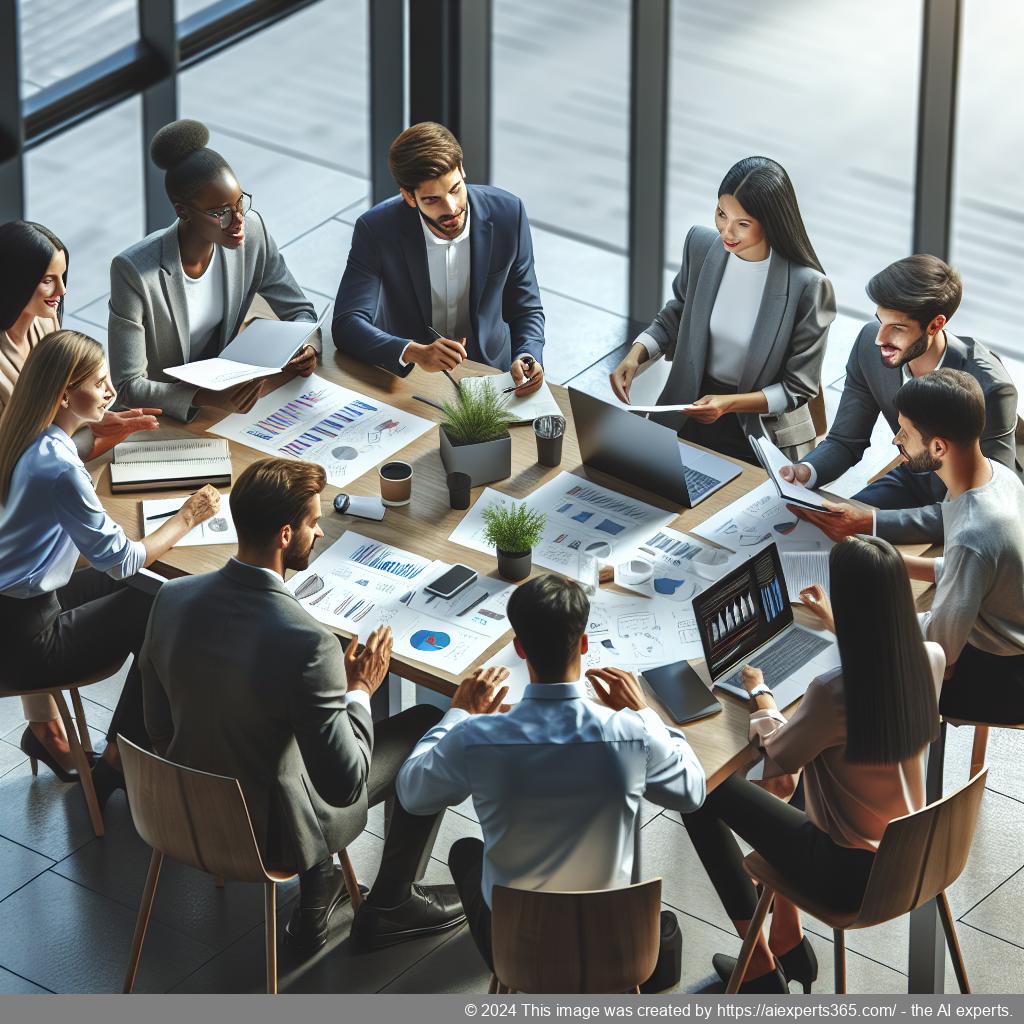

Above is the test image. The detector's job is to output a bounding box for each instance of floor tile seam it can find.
[539,284,629,322]
[279,211,358,253]
[0,826,61,866]
[335,195,370,219]
[528,219,628,259]
[957,863,1024,921]
[66,293,111,320]
[164,912,269,993]
[958,919,1024,953]
[800,922,911,977]
[0,961,56,994]
[374,923,469,992]
[201,121,369,181]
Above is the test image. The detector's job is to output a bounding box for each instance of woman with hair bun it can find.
[108,119,319,422]
[610,156,836,463]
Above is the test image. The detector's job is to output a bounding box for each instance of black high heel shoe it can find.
[713,936,818,994]
[20,727,77,783]
[91,759,127,811]
[711,953,788,993]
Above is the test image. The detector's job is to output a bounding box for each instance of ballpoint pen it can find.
[425,325,463,394]
[145,506,183,521]
[502,354,537,395]
[412,394,445,412]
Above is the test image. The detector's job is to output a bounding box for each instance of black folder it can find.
[641,661,722,725]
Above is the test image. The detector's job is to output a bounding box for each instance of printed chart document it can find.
[211,374,432,488]
[749,435,833,512]
[448,471,675,581]
[140,497,238,547]
[460,372,562,424]
[165,314,325,391]
[690,480,831,555]
[287,531,514,674]
[780,550,830,596]
[483,589,702,704]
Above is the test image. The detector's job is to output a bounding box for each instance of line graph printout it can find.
[448,472,675,581]
[211,374,432,487]
[287,531,514,674]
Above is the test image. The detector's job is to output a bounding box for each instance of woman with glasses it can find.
[108,119,319,422]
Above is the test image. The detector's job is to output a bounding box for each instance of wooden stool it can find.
[118,739,363,994]
[489,879,662,994]
[0,661,123,838]
[727,771,987,994]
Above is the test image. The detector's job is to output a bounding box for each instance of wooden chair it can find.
[118,738,363,994]
[0,661,123,838]
[727,770,987,994]
[489,879,662,994]
[945,719,1024,779]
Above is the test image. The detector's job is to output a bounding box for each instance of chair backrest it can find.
[490,879,662,993]
[119,737,270,884]
[854,769,987,927]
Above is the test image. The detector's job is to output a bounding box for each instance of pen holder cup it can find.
[533,415,565,468]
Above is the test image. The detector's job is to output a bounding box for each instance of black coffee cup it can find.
[447,471,472,510]
[533,415,565,467]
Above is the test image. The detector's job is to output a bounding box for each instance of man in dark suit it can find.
[780,255,1019,543]
[332,122,546,393]
[140,458,464,955]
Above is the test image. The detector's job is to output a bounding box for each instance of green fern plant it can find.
[481,501,547,554]
[441,380,514,444]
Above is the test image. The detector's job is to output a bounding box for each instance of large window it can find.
[951,0,1024,361]
[668,0,922,320]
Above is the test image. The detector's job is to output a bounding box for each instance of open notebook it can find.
[109,438,232,493]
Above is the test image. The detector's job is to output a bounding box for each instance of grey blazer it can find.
[803,324,1021,543]
[108,211,317,422]
[646,226,836,454]
[140,558,373,874]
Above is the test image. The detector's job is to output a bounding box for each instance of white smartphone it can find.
[333,494,386,521]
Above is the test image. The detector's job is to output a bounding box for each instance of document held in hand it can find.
[164,314,323,391]
[748,434,834,512]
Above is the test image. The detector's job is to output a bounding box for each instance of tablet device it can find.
[641,661,722,725]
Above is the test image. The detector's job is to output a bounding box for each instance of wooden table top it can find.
[96,350,928,790]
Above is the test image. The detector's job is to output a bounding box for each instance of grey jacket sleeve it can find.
[108,255,200,423]
[289,630,374,808]
[643,227,697,358]
[773,274,836,412]
[802,325,880,487]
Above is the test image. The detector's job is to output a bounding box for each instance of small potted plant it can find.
[439,380,515,486]
[481,500,547,581]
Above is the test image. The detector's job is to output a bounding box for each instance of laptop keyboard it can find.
[719,629,833,692]
[683,466,719,501]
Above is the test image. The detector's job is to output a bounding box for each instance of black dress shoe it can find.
[711,952,789,993]
[90,759,127,811]
[284,866,366,957]
[713,936,818,993]
[350,884,465,950]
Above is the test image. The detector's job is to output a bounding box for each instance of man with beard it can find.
[332,122,546,391]
[895,370,1024,725]
[139,458,464,956]
[777,255,1018,543]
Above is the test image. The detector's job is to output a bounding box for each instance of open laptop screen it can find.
[691,543,792,681]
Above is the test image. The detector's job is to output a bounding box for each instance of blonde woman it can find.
[0,330,219,805]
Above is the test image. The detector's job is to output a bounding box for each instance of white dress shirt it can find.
[397,680,705,906]
[0,426,146,598]
[421,201,472,342]
[181,243,225,362]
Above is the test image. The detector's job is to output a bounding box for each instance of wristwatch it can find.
[748,685,772,703]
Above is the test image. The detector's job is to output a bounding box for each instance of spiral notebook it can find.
[109,438,232,493]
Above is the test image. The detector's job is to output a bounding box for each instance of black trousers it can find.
[299,704,445,908]
[939,644,1024,725]
[0,568,153,747]
[681,774,875,919]
[448,836,493,969]
[678,374,760,467]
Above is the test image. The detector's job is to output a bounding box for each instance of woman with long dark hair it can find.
[610,156,836,463]
[1,221,160,776]
[108,119,319,423]
[0,330,219,805]
[679,537,942,993]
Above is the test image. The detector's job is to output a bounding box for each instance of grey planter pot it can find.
[497,549,532,582]
[439,427,512,487]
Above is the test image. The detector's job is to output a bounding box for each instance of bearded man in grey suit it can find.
[140,458,464,955]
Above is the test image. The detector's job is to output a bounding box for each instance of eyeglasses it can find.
[185,191,253,230]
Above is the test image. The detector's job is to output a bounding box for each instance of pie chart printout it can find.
[410,630,451,653]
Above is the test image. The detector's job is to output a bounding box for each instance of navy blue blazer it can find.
[332,184,545,375]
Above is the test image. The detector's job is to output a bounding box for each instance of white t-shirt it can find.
[706,251,771,386]
[181,245,224,361]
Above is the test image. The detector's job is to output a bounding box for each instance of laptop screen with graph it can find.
[691,543,793,681]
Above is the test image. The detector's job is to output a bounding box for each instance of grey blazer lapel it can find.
[685,241,728,386]
[399,209,432,332]
[738,251,789,394]
[468,191,492,348]
[219,242,244,347]
[159,223,189,362]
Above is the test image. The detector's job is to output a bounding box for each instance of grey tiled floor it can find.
[6,0,1024,997]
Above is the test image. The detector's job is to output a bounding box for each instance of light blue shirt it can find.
[397,681,706,906]
[0,426,146,598]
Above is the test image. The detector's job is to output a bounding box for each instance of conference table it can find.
[97,349,944,991]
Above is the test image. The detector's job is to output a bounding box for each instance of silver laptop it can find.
[568,388,741,508]
[692,543,839,708]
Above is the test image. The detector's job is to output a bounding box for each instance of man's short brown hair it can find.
[229,458,327,547]
[388,122,464,193]
[866,255,963,330]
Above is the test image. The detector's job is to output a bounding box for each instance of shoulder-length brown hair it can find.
[830,536,939,764]
[0,330,105,503]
